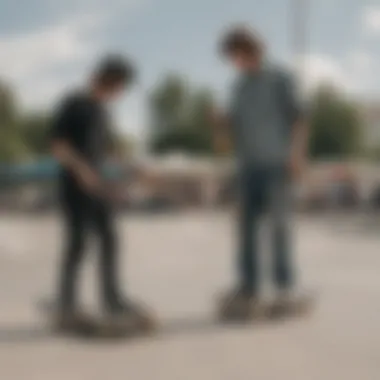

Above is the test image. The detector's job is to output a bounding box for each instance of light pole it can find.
[292,0,309,91]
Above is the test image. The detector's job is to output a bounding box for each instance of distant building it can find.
[4,155,380,212]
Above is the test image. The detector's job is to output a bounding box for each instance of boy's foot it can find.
[217,288,267,322]
[52,310,97,335]
[104,299,157,335]
[269,289,316,318]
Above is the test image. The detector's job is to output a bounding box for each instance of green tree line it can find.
[0,81,134,164]
[0,76,365,163]
[149,75,364,159]
[0,82,50,163]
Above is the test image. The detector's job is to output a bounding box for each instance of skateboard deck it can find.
[217,292,316,323]
[266,292,316,320]
[36,298,157,339]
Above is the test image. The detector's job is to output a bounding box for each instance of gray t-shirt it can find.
[229,65,303,166]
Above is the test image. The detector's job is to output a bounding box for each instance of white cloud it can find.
[345,50,375,92]
[0,15,103,80]
[362,6,380,35]
[347,51,374,71]
[0,14,105,109]
[293,51,377,96]
[0,0,147,111]
[299,54,348,92]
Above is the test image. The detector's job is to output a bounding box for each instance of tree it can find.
[149,74,215,155]
[150,74,189,138]
[0,80,53,163]
[19,113,51,158]
[0,82,29,163]
[309,85,362,159]
[0,81,17,127]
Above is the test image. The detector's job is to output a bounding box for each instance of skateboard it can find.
[217,291,316,323]
[37,299,157,339]
[266,292,316,320]
[89,312,157,339]
[218,298,270,323]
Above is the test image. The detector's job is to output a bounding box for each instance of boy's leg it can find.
[269,167,294,290]
[268,168,315,316]
[58,194,88,314]
[238,168,261,295]
[218,167,267,321]
[90,197,156,331]
[90,198,122,310]
[53,192,98,333]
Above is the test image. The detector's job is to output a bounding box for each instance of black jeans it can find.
[58,187,122,312]
[237,164,294,295]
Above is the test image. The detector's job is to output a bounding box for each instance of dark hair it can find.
[93,54,136,88]
[220,26,263,58]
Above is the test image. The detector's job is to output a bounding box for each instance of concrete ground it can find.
[0,211,379,380]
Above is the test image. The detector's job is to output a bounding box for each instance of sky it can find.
[0,0,379,138]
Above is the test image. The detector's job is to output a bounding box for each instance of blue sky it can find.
[0,0,379,137]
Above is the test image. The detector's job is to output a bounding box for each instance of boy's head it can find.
[220,26,263,71]
[91,55,136,101]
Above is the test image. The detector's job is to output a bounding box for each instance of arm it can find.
[50,98,101,192]
[281,71,309,179]
[51,140,100,190]
[290,117,309,179]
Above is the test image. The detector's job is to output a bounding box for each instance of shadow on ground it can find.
[309,212,380,236]
[0,314,295,344]
[0,326,50,343]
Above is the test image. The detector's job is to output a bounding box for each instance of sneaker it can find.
[52,310,97,334]
[218,288,266,322]
[105,299,156,334]
[269,288,315,318]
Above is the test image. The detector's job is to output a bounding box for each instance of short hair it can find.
[220,26,263,58]
[93,54,136,87]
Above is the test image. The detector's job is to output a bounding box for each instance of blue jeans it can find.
[237,164,294,295]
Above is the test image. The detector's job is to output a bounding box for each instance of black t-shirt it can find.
[50,91,111,191]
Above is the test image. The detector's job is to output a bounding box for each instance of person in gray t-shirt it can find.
[214,26,310,320]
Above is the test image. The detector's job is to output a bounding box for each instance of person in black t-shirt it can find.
[50,55,153,331]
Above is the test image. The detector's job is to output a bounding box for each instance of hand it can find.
[77,166,102,194]
[289,153,306,181]
[109,183,127,203]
